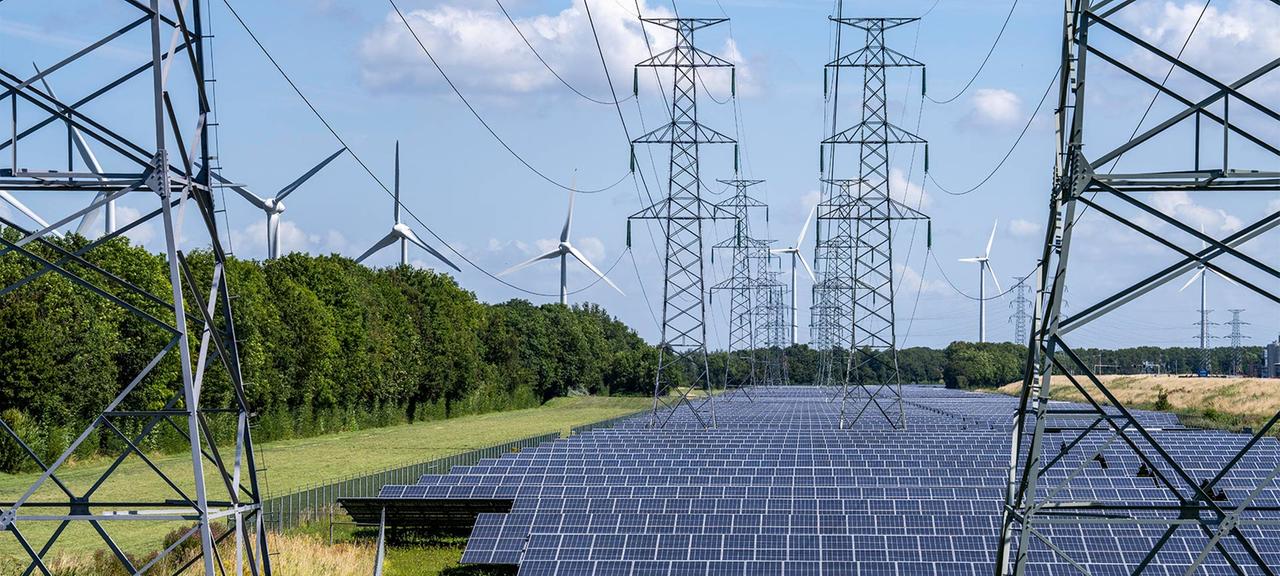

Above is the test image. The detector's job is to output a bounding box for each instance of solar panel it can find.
[346,385,1280,574]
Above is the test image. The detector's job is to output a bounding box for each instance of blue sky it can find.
[3,0,1278,351]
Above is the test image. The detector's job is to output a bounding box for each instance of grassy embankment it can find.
[0,396,649,575]
[994,374,1280,433]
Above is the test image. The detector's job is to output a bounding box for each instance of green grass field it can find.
[0,396,649,572]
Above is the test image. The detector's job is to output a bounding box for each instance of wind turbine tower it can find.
[1180,232,1232,375]
[500,175,624,305]
[960,220,1002,343]
[213,147,347,259]
[771,203,816,346]
[357,142,460,273]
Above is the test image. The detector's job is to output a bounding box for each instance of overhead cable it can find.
[924,0,1018,105]
[494,0,635,106]
[926,67,1058,196]
[386,0,630,195]
[223,0,622,298]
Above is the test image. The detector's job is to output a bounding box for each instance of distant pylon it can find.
[820,16,929,430]
[1009,276,1032,344]
[712,178,767,400]
[1227,309,1248,376]
[628,17,738,428]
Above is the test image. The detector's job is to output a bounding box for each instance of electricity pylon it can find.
[753,260,790,387]
[712,178,767,400]
[998,1,1280,573]
[820,17,929,430]
[1227,309,1248,376]
[0,2,271,574]
[1009,276,1032,344]
[628,17,737,428]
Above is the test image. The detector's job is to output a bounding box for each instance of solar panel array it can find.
[368,386,1280,575]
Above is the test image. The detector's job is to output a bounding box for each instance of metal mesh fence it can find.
[261,431,561,531]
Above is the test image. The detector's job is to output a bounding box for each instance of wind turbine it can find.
[960,219,1002,343]
[33,67,107,237]
[498,174,623,305]
[770,203,816,346]
[356,142,459,272]
[211,148,346,259]
[1179,227,1233,375]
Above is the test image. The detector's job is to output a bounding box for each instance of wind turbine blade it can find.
[275,147,347,201]
[498,249,563,277]
[958,257,982,263]
[356,231,399,263]
[985,219,998,259]
[401,227,462,272]
[797,253,816,281]
[1209,268,1237,286]
[209,171,270,210]
[393,141,401,224]
[561,189,575,243]
[35,66,104,175]
[987,263,1003,294]
[0,190,56,232]
[76,201,104,236]
[797,203,816,245]
[1178,269,1204,293]
[566,244,625,296]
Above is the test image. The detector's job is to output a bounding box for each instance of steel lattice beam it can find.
[630,17,737,429]
[820,17,929,429]
[0,3,272,575]
[997,1,1280,574]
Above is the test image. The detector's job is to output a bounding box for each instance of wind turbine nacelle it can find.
[265,198,285,214]
[392,223,414,236]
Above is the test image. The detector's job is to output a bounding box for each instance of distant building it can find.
[1266,336,1280,378]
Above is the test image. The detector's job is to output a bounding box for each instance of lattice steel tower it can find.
[820,18,928,429]
[1227,309,1248,376]
[999,1,1280,573]
[0,2,271,574]
[712,178,766,400]
[1009,276,1032,344]
[630,17,737,428]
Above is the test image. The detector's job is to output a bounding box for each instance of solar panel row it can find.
[356,385,1280,575]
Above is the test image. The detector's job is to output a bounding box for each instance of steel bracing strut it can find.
[0,2,271,574]
[998,1,1280,574]
[630,17,738,429]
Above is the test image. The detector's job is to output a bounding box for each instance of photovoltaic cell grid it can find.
[368,386,1280,575]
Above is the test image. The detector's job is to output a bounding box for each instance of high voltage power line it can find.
[222,0,627,299]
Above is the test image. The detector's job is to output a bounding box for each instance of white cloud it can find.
[898,264,949,297]
[964,88,1024,128]
[575,236,607,262]
[1268,197,1280,214]
[115,205,156,247]
[1127,1,1280,82]
[230,219,347,259]
[360,1,750,100]
[1009,218,1041,238]
[1148,191,1243,234]
[889,168,931,210]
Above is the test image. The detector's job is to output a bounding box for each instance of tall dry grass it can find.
[0,531,375,576]
[996,375,1280,430]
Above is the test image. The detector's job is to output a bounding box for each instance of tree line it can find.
[0,229,1267,472]
[0,231,655,473]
